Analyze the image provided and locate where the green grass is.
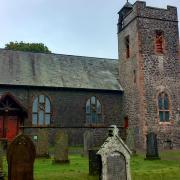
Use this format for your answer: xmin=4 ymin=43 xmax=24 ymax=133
xmin=2 ymin=150 xmax=180 ymax=180
xmin=131 ymin=151 xmax=180 ymax=180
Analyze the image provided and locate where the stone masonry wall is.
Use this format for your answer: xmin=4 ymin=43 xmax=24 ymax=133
xmin=137 ymin=4 xmax=180 ymax=148
xmin=0 ymin=85 xmax=124 ymax=146
xmin=118 ymin=17 xmax=145 ymax=148
xmin=118 ymin=1 xmax=180 ymax=149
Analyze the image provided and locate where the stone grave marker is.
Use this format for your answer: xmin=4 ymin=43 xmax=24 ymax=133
xmin=89 ymin=149 xmax=102 ymax=177
xmin=34 ymin=129 xmax=49 ymax=157
xmin=97 ymin=125 xmax=132 ymax=180
xmin=7 ymin=134 xmax=36 ymax=180
xmin=83 ymin=131 xmax=94 ymax=156
xmin=126 ymin=128 xmax=136 ymax=154
xmin=107 ymin=152 xmax=127 ymax=180
xmin=53 ymin=130 xmax=69 ymax=164
xmin=146 ymin=132 xmax=160 ymax=160
xmin=163 ymin=139 xmax=173 ymax=150
xmin=0 ymin=142 xmax=4 ymax=179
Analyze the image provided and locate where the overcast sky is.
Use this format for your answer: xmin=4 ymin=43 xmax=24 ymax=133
xmin=0 ymin=0 xmax=179 ymax=59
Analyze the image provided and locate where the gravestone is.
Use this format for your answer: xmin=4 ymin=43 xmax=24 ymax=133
xmin=146 ymin=132 xmax=160 ymax=160
xmin=0 ymin=142 xmax=4 ymax=179
xmin=7 ymin=134 xmax=36 ymax=180
xmin=83 ymin=131 xmax=94 ymax=156
xmin=126 ymin=128 xmax=136 ymax=154
xmin=89 ymin=149 xmax=102 ymax=177
xmin=97 ymin=125 xmax=132 ymax=180
xmin=107 ymin=152 xmax=127 ymax=180
xmin=164 ymin=139 xmax=173 ymax=150
xmin=34 ymin=129 xmax=49 ymax=157
xmin=53 ymin=130 xmax=69 ymax=164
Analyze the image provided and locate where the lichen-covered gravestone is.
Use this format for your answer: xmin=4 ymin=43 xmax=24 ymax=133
xmin=97 ymin=125 xmax=132 ymax=180
xmin=7 ymin=134 xmax=36 ymax=180
xmin=0 ymin=142 xmax=3 ymax=179
xmin=53 ymin=130 xmax=69 ymax=164
xmin=146 ymin=132 xmax=160 ymax=160
xmin=34 ymin=129 xmax=49 ymax=157
xmin=83 ymin=131 xmax=94 ymax=156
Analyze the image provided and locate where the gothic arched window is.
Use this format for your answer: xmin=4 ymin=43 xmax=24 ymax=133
xmin=86 ymin=96 xmax=102 ymax=124
xmin=158 ymin=92 xmax=170 ymax=122
xmin=32 ymin=95 xmax=51 ymax=126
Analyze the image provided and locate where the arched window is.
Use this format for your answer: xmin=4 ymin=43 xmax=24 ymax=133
xmin=158 ymin=92 xmax=170 ymax=122
xmin=155 ymin=30 xmax=164 ymax=54
xmin=32 ymin=95 xmax=51 ymax=126
xmin=86 ymin=96 xmax=102 ymax=124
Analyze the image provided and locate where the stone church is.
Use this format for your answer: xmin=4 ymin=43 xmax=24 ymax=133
xmin=0 ymin=1 xmax=179 ymax=149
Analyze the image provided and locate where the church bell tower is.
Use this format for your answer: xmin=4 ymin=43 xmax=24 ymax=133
xmin=118 ymin=1 xmax=180 ymax=149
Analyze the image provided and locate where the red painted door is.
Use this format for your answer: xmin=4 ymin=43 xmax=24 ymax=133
xmin=0 ymin=116 xmax=3 ymax=138
xmin=6 ymin=116 xmax=19 ymax=141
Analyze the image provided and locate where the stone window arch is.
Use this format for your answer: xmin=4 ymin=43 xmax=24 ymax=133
xmin=158 ymin=92 xmax=170 ymax=122
xmin=86 ymin=96 xmax=102 ymax=124
xmin=32 ymin=95 xmax=51 ymax=126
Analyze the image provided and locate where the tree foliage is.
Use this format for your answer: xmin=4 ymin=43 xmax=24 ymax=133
xmin=5 ymin=41 xmax=51 ymax=53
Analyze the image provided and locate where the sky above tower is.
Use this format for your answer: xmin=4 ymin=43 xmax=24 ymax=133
xmin=0 ymin=0 xmax=179 ymax=59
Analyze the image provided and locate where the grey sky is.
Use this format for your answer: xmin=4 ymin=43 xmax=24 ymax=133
xmin=0 ymin=0 xmax=179 ymax=59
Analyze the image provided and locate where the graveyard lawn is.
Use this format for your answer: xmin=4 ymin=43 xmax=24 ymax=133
xmin=2 ymin=150 xmax=180 ymax=180
xmin=131 ymin=150 xmax=180 ymax=180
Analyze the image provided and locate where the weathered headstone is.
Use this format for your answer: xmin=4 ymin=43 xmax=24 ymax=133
xmin=126 ymin=128 xmax=136 ymax=154
xmin=97 ymin=125 xmax=132 ymax=180
xmin=34 ymin=129 xmax=49 ymax=157
xmin=83 ymin=131 xmax=94 ymax=156
xmin=89 ymin=149 xmax=102 ymax=177
xmin=53 ymin=130 xmax=69 ymax=164
xmin=145 ymin=132 xmax=160 ymax=160
xmin=107 ymin=152 xmax=127 ymax=180
xmin=164 ymin=139 xmax=173 ymax=150
xmin=0 ymin=142 xmax=4 ymax=179
xmin=7 ymin=134 xmax=36 ymax=180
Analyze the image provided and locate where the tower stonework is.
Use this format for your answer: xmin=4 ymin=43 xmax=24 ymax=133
xmin=118 ymin=1 xmax=180 ymax=149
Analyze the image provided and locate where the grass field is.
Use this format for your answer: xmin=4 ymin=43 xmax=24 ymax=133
xmin=2 ymin=150 xmax=180 ymax=180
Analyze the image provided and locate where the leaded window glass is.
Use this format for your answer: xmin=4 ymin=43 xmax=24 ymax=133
xmin=32 ymin=95 xmax=51 ymax=126
xmin=86 ymin=96 xmax=102 ymax=124
xmin=158 ymin=92 xmax=170 ymax=122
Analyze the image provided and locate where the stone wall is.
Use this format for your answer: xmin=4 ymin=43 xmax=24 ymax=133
xmin=138 ymin=6 xmax=180 ymax=149
xmin=118 ymin=11 xmax=145 ymax=148
xmin=118 ymin=1 xmax=180 ymax=149
xmin=0 ymin=85 xmax=124 ymax=146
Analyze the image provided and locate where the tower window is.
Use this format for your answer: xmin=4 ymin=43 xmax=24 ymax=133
xmin=155 ymin=31 xmax=164 ymax=54
xmin=125 ymin=36 xmax=130 ymax=58
xmin=158 ymin=92 xmax=170 ymax=122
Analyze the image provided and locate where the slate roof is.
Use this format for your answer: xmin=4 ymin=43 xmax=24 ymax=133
xmin=0 ymin=49 xmax=123 ymax=91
